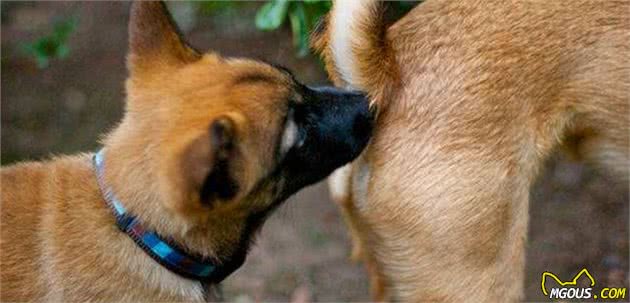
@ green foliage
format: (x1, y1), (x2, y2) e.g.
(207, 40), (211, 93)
(256, 0), (290, 31)
(18, 2), (419, 65)
(196, 1), (243, 16)
(256, 0), (331, 57)
(23, 17), (77, 68)
(254, 1), (421, 57)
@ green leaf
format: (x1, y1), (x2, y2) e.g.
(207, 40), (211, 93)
(288, 2), (308, 57)
(255, 0), (289, 31)
(197, 1), (237, 15)
(35, 54), (49, 68)
(22, 16), (77, 69)
(56, 44), (70, 59)
(32, 38), (55, 57)
(52, 18), (77, 41)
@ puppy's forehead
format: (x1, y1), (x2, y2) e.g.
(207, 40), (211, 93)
(226, 60), (304, 104)
(228, 60), (292, 83)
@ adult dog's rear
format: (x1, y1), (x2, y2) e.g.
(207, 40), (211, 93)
(313, 0), (629, 301)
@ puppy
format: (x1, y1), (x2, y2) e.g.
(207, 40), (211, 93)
(0, 1), (373, 301)
(312, 0), (629, 301)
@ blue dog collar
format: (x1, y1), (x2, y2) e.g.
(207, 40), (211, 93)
(93, 150), (236, 283)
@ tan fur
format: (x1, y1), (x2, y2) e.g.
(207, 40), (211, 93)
(1, 1), (363, 301)
(1, 156), (206, 301)
(313, 0), (629, 301)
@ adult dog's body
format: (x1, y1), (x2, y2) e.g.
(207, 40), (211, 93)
(313, 0), (629, 301)
(0, 2), (373, 301)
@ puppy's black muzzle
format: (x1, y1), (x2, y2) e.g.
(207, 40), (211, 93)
(303, 86), (373, 166)
(281, 86), (374, 194)
(236, 86), (374, 273)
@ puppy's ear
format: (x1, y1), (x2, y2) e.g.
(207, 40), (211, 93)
(183, 116), (241, 207)
(128, 1), (200, 74)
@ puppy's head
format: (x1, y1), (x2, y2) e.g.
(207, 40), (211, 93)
(118, 1), (372, 261)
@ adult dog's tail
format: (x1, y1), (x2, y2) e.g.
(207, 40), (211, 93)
(312, 0), (398, 106)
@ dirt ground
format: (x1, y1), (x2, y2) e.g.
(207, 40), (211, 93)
(2, 2), (628, 302)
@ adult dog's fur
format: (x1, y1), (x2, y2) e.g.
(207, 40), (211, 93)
(0, 1), (373, 301)
(312, 0), (629, 301)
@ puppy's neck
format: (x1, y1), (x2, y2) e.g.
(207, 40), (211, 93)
(99, 109), (254, 288)
(100, 121), (219, 257)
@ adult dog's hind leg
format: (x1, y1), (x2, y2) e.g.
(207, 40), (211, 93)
(361, 122), (534, 302)
(328, 165), (364, 261)
(329, 162), (388, 301)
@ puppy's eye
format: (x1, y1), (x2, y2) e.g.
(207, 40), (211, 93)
(279, 107), (307, 157)
(280, 112), (298, 155)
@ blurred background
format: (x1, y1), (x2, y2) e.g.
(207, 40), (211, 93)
(1, 2), (627, 301)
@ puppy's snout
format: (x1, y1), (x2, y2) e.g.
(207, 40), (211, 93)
(280, 86), (374, 194)
(353, 107), (373, 141)
(335, 90), (373, 155)
(305, 86), (374, 165)
(349, 92), (374, 143)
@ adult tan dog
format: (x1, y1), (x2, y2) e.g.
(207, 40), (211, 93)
(0, 1), (373, 301)
(312, 0), (629, 301)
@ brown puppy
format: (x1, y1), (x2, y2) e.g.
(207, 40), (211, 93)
(0, 1), (373, 301)
(313, 0), (629, 301)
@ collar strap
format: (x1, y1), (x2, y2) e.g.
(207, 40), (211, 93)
(92, 150), (235, 283)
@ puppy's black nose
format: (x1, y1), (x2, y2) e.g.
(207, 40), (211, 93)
(353, 107), (373, 139)
(348, 91), (374, 144)
(304, 86), (374, 164)
(279, 86), (375, 195)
